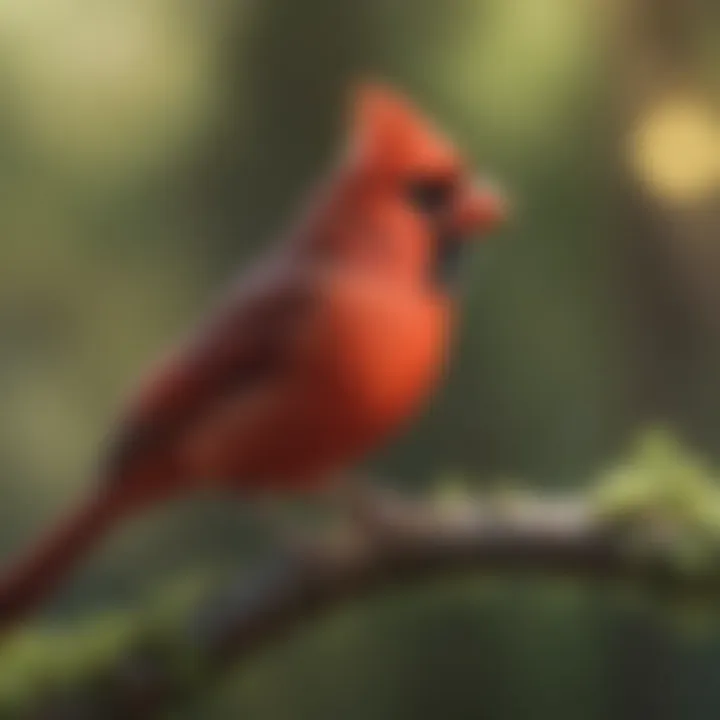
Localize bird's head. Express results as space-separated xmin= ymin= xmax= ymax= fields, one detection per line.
xmin=341 ymin=82 xmax=506 ymax=288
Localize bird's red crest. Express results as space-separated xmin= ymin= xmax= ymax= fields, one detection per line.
xmin=347 ymin=81 xmax=461 ymax=177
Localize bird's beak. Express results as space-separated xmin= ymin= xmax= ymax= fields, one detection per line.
xmin=450 ymin=179 xmax=507 ymax=237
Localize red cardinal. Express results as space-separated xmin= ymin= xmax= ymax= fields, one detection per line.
xmin=0 ymin=83 xmax=505 ymax=632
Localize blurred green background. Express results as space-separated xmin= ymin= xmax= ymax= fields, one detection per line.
xmin=0 ymin=0 xmax=718 ymax=717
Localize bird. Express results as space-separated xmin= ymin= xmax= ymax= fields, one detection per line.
xmin=0 ymin=81 xmax=505 ymax=633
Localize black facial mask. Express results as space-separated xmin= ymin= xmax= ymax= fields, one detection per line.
xmin=405 ymin=177 xmax=465 ymax=289
xmin=433 ymin=233 xmax=465 ymax=287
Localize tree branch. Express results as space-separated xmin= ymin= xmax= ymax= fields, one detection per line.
xmin=16 ymin=481 xmax=720 ymax=720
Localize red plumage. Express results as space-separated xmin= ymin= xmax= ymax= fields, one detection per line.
xmin=0 ymin=83 xmax=505 ymax=633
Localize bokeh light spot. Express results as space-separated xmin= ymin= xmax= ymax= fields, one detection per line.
xmin=629 ymin=96 xmax=719 ymax=205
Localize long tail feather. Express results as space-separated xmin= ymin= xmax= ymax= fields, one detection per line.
xmin=0 ymin=490 xmax=127 ymax=636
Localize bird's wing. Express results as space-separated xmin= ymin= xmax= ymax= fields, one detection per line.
xmin=102 ymin=267 xmax=316 ymax=486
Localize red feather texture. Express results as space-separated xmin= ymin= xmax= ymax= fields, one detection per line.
xmin=0 ymin=82 xmax=505 ymax=634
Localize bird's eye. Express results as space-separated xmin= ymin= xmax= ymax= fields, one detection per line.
xmin=406 ymin=177 xmax=455 ymax=215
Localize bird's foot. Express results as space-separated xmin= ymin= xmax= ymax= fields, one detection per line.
xmin=323 ymin=474 xmax=419 ymax=544
xmin=250 ymin=476 xmax=413 ymax=565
